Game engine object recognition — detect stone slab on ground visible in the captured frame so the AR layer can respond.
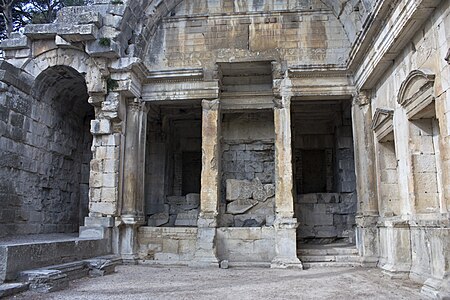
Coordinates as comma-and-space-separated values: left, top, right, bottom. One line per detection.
0, 283, 29, 298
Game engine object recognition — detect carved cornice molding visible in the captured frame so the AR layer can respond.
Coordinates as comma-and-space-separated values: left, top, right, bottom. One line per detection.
145, 68, 204, 83
371, 108, 394, 142
397, 69, 435, 120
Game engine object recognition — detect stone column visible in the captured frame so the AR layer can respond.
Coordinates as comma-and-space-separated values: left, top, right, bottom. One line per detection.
271, 95, 302, 269
190, 99, 220, 267
119, 98, 147, 262
351, 90, 379, 266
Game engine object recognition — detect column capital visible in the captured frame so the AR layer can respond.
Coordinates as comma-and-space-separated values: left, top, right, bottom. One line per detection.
201, 99, 220, 111
353, 90, 371, 106
127, 98, 147, 112
273, 95, 291, 109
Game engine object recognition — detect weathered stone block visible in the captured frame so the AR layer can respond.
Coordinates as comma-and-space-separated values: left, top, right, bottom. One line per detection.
174, 210, 198, 226
227, 199, 258, 214
91, 119, 111, 135
147, 212, 169, 227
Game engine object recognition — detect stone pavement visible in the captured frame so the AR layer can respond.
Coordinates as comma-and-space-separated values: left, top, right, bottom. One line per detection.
7, 265, 422, 300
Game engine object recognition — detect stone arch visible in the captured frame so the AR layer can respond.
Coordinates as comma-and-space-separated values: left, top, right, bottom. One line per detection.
132, 0, 372, 61
22, 48, 105, 94
31, 64, 95, 232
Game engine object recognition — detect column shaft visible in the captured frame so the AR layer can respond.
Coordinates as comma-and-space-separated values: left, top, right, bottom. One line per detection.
271, 96, 302, 269
190, 99, 220, 267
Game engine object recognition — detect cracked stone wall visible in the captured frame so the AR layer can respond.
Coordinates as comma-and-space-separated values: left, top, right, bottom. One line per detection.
0, 67, 93, 237
219, 112, 275, 227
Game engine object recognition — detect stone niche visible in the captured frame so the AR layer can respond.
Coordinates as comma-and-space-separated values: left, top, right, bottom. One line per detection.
145, 104, 202, 227
219, 111, 275, 227
292, 100, 357, 243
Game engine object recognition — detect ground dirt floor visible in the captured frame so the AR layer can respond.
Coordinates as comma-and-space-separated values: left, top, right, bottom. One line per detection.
7, 265, 422, 300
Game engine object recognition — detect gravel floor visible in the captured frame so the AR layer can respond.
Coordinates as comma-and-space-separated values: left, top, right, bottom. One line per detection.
7, 265, 423, 300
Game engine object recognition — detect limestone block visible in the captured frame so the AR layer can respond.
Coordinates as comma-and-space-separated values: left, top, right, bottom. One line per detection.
186, 193, 200, 207
90, 119, 111, 135
174, 210, 198, 226
90, 202, 116, 215
147, 212, 169, 227
249, 200, 275, 224
227, 199, 258, 214
167, 196, 186, 205
0, 36, 29, 50
234, 214, 266, 227
226, 179, 253, 201
86, 39, 120, 58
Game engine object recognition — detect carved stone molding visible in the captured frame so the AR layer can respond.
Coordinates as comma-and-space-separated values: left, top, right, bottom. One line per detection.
372, 108, 394, 142
397, 69, 435, 120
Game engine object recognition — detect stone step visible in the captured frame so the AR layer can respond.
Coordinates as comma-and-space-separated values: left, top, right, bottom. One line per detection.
297, 247, 358, 256
0, 283, 29, 298
302, 261, 362, 269
299, 255, 361, 263
16, 255, 122, 294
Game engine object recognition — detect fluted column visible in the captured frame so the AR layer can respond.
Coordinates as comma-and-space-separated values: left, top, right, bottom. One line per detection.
119, 98, 147, 262
271, 95, 302, 269
190, 99, 220, 267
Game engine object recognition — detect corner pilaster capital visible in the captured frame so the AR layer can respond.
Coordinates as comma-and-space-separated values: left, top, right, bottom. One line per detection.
127, 98, 147, 113
201, 99, 220, 111
353, 89, 371, 106
273, 95, 291, 109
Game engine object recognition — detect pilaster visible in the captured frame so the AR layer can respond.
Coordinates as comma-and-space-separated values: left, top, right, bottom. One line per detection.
352, 90, 379, 265
190, 99, 221, 267
271, 95, 302, 269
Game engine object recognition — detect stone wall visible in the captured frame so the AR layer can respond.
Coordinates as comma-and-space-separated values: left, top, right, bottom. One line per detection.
219, 112, 275, 227
216, 227, 275, 264
0, 72, 93, 237
296, 193, 356, 242
146, 0, 351, 69
137, 227, 198, 264
368, 1, 450, 292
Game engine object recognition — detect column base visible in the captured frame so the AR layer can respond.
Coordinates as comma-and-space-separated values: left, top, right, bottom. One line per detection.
421, 277, 450, 299
271, 257, 303, 269
189, 257, 219, 268
191, 226, 219, 268
381, 265, 410, 279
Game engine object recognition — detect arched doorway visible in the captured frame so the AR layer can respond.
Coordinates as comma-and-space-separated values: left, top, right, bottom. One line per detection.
33, 65, 94, 233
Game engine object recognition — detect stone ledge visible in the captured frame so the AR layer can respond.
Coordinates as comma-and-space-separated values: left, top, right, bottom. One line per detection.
0, 61, 33, 94
0, 36, 29, 50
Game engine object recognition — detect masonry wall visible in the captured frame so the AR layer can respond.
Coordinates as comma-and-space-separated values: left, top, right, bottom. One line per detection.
371, 1, 450, 284
0, 80, 93, 237
219, 112, 276, 227
145, 0, 351, 70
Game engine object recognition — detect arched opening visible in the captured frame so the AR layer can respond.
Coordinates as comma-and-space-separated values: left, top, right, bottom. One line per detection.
32, 65, 94, 233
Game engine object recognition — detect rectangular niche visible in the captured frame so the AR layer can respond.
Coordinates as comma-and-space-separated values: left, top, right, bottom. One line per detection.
145, 103, 202, 227
219, 111, 276, 227
409, 118, 440, 214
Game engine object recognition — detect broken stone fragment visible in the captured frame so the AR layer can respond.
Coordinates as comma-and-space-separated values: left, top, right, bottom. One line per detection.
226, 179, 254, 201
167, 196, 186, 205
227, 199, 258, 214
186, 193, 200, 207
263, 184, 275, 198
147, 212, 169, 227
174, 209, 199, 226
